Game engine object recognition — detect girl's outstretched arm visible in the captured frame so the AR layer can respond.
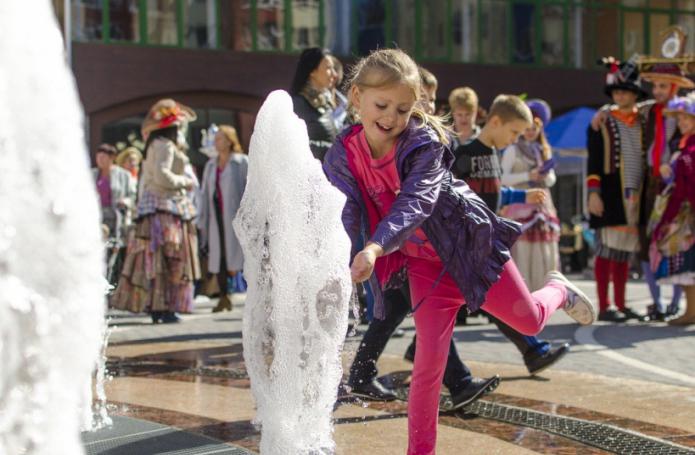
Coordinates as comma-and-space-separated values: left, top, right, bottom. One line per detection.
323, 143, 364, 261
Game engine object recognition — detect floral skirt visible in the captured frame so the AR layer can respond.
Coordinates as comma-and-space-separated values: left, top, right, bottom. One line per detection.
111, 211, 201, 313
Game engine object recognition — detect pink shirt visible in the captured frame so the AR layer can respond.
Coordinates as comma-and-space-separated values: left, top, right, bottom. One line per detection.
346, 130, 437, 263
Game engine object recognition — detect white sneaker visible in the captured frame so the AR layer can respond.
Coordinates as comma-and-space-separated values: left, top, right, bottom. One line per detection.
546, 271, 596, 325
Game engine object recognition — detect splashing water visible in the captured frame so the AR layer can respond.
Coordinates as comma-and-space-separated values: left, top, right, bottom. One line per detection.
233, 91, 352, 454
92, 323, 113, 430
0, 2, 106, 454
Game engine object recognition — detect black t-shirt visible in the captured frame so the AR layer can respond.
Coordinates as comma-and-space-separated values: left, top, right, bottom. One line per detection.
452, 138, 502, 211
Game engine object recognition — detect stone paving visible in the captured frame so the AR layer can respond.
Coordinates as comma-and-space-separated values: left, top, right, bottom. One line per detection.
91, 276, 695, 454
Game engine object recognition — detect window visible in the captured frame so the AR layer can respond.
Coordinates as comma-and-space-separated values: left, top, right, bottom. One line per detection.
72, 0, 103, 42
388, 0, 415, 56
421, 0, 449, 60
623, 11, 645, 57
541, 4, 564, 66
109, 0, 140, 42
676, 12, 695, 54
257, 0, 285, 51
183, 0, 217, 48
594, 7, 620, 60
356, 0, 386, 56
147, 0, 178, 45
292, 0, 321, 50
512, 2, 535, 64
324, 0, 350, 55
219, 0, 252, 50
650, 0, 673, 7
53, 0, 66, 33
568, 5, 591, 68
649, 13, 670, 55
452, 0, 477, 62
480, 1, 508, 64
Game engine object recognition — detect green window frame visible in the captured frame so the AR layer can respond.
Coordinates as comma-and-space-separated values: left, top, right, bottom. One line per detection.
83, 0, 695, 69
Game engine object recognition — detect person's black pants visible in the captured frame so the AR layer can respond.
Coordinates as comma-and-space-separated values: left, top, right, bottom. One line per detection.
348, 284, 472, 395
213, 196, 228, 294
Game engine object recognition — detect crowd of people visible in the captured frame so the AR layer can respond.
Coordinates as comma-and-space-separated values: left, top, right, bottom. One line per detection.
95, 101, 249, 323
90, 42, 694, 455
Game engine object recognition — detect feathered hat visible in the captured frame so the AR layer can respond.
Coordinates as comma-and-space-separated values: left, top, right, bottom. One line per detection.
600, 56, 648, 100
141, 98, 197, 140
664, 92, 695, 117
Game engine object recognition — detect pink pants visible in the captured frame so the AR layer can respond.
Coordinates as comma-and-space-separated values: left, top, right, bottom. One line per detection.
406, 257, 567, 455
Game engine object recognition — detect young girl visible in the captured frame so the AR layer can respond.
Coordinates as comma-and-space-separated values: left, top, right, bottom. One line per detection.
650, 93, 695, 326
322, 49, 595, 455
500, 99, 561, 291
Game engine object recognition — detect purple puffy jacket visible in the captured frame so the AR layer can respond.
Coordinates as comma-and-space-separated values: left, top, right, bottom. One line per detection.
323, 120, 520, 319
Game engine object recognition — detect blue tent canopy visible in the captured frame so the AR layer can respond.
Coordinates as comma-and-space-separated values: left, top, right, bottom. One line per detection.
546, 107, 597, 150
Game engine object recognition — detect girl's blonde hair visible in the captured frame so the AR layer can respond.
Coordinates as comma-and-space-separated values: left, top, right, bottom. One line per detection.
532, 117, 552, 161
348, 49, 450, 144
218, 125, 244, 153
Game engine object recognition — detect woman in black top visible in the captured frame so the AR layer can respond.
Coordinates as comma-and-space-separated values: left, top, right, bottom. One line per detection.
290, 47, 340, 162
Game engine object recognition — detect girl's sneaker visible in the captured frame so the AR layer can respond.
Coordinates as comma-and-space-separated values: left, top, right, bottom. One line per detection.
546, 271, 596, 325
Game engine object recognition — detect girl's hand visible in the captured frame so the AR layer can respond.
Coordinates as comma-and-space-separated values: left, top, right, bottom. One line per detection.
588, 192, 604, 217
351, 243, 384, 283
529, 169, 542, 183
525, 189, 546, 205
659, 164, 672, 181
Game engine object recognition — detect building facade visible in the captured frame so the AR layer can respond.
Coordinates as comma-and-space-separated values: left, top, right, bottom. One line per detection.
51, 0, 695, 158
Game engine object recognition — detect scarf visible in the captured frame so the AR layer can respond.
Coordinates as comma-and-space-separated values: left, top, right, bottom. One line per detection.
299, 84, 335, 114
610, 108, 639, 127
516, 138, 543, 167
652, 103, 665, 177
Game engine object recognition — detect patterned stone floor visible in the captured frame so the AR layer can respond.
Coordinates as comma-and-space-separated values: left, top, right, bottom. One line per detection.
86, 286, 695, 454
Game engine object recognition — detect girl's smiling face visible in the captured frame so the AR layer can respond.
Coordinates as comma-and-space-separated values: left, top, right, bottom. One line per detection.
523, 120, 541, 142
351, 83, 417, 156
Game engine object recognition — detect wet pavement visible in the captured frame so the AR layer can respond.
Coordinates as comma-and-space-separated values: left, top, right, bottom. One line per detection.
86, 277, 695, 454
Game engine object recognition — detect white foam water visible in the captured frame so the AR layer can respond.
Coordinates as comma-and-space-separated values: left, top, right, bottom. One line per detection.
0, 2, 106, 454
233, 90, 352, 454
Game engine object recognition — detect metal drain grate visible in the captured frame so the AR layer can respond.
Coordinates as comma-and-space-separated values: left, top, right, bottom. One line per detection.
82, 415, 253, 455
466, 400, 695, 455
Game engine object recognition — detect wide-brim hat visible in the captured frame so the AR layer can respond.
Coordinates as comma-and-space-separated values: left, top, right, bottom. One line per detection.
526, 99, 552, 126
141, 98, 197, 139
641, 63, 694, 89
115, 146, 143, 166
664, 92, 695, 117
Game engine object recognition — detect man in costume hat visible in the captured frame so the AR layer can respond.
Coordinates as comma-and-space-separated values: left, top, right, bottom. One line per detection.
587, 56, 647, 322
592, 27, 695, 321
636, 28, 694, 321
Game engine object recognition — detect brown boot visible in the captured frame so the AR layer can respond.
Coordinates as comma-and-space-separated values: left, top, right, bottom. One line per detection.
670, 288, 695, 325
212, 294, 233, 313
668, 313, 695, 326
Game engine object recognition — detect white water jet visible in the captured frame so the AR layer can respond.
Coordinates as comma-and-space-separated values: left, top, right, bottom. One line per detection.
233, 90, 352, 454
0, 2, 106, 454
